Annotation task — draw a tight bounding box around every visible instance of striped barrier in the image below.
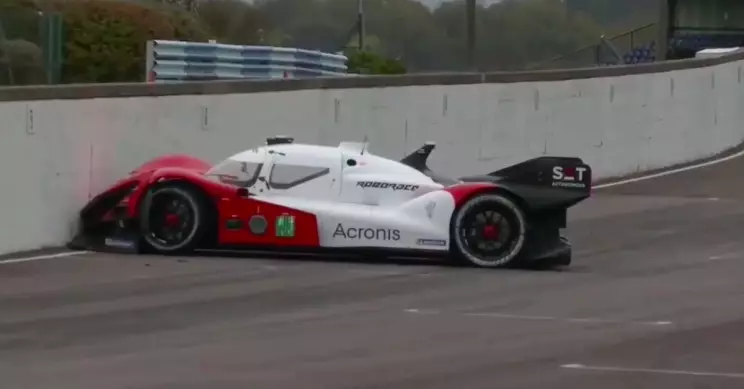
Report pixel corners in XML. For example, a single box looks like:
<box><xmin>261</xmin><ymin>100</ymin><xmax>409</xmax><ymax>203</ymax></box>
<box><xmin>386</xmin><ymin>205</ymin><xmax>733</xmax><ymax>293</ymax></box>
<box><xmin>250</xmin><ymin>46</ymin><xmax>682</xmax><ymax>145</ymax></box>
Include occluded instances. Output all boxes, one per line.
<box><xmin>145</xmin><ymin>40</ymin><xmax>348</xmax><ymax>83</ymax></box>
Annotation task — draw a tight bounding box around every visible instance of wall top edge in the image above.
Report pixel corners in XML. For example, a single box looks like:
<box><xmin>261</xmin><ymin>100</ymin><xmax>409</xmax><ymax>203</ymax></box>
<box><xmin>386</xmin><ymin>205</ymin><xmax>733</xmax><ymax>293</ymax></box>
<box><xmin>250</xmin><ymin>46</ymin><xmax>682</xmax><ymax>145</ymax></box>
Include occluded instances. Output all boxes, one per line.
<box><xmin>1</xmin><ymin>51</ymin><xmax>742</xmax><ymax>102</ymax></box>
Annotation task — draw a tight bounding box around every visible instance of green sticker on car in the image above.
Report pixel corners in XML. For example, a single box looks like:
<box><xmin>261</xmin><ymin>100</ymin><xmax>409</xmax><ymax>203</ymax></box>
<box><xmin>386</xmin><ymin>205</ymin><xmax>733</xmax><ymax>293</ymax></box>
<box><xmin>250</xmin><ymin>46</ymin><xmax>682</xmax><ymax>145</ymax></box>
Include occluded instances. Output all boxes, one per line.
<box><xmin>275</xmin><ymin>214</ymin><xmax>295</xmax><ymax>237</ymax></box>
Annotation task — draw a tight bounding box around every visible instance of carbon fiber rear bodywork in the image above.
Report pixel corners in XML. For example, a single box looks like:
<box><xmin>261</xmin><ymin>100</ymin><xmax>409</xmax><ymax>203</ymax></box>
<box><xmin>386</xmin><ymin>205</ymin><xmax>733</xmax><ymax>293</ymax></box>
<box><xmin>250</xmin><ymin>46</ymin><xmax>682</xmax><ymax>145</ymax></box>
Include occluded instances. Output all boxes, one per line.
<box><xmin>401</xmin><ymin>144</ymin><xmax>590</xmax><ymax>268</ymax></box>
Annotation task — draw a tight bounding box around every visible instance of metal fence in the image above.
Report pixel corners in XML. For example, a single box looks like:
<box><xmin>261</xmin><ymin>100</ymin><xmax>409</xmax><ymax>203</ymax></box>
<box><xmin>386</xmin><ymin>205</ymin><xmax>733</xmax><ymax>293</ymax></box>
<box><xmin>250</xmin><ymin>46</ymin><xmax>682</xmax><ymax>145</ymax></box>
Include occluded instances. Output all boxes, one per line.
<box><xmin>0</xmin><ymin>10</ymin><xmax>62</xmax><ymax>86</ymax></box>
<box><xmin>527</xmin><ymin>23</ymin><xmax>659</xmax><ymax>70</ymax></box>
<box><xmin>145</xmin><ymin>40</ymin><xmax>349</xmax><ymax>83</ymax></box>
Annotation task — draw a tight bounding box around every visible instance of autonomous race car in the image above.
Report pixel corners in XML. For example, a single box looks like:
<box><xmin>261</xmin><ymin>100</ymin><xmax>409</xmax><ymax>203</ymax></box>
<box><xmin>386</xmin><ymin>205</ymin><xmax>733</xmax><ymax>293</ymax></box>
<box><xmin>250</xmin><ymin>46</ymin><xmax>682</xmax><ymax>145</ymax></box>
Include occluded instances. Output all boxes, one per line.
<box><xmin>68</xmin><ymin>137</ymin><xmax>592</xmax><ymax>268</ymax></box>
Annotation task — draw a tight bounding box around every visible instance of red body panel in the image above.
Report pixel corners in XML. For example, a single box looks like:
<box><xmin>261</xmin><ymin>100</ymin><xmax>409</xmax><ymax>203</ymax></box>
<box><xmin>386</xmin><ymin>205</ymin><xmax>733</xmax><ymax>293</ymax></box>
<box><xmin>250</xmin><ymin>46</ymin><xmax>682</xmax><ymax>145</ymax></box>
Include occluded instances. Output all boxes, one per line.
<box><xmin>442</xmin><ymin>182</ymin><xmax>500</xmax><ymax>208</ymax></box>
<box><xmin>98</xmin><ymin>168</ymin><xmax>237</xmax><ymax>220</ymax></box>
<box><xmin>94</xmin><ymin>163</ymin><xmax>321</xmax><ymax>248</ymax></box>
<box><xmin>216</xmin><ymin>196</ymin><xmax>320</xmax><ymax>247</ymax></box>
<box><xmin>124</xmin><ymin>168</ymin><xmax>239</xmax><ymax>218</ymax></box>
<box><xmin>130</xmin><ymin>154</ymin><xmax>211</xmax><ymax>175</ymax></box>
<box><xmin>103</xmin><ymin>155</ymin><xmax>215</xmax><ymax>220</ymax></box>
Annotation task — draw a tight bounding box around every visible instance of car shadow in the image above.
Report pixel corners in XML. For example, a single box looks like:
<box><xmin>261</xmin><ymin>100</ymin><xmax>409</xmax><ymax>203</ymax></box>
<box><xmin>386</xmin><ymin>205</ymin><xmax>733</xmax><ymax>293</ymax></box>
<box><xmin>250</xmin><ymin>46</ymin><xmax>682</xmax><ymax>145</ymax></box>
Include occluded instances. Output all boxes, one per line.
<box><xmin>183</xmin><ymin>249</ymin><xmax>568</xmax><ymax>273</ymax></box>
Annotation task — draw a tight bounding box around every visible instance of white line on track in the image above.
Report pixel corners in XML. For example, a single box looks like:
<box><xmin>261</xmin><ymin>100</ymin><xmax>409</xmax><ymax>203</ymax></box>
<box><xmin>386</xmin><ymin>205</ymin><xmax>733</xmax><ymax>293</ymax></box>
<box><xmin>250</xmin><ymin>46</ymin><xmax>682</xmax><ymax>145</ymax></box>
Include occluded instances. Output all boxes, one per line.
<box><xmin>708</xmin><ymin>251</ymin><xmax>744</xmax><ymax>261</ymax></box>
<box><xmin>0</xmin><ymin>251</ymin><xmax>89</xmax><ymax>264</ymax></box>
<box><xmin>593</xmin><ymin>149</ymin><xmax>744</xmax><ymax>189</ymax></box>
<box><xmin>3</xmin><ymin>148</ymin><xmax>744</xmax><ymax>264</ymax></box>
<box><xmin>403</xmin><ymin>309</ymin><xmax>673</xmax><ymax>326</ymax></box>
<box><xmin>561</xmin><ymin>363</ymin><xmax>744</xmax><ymax>378</ymax></box>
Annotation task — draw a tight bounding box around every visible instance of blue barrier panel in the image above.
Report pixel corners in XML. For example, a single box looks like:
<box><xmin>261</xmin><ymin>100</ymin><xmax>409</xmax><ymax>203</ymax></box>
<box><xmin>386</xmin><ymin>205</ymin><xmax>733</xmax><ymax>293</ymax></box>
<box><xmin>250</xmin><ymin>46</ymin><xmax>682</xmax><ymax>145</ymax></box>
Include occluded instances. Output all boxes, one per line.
<box><xmin>145</xmin><ymin>40</ymin><xmax>348</xmax><ymax>83</ymax></box>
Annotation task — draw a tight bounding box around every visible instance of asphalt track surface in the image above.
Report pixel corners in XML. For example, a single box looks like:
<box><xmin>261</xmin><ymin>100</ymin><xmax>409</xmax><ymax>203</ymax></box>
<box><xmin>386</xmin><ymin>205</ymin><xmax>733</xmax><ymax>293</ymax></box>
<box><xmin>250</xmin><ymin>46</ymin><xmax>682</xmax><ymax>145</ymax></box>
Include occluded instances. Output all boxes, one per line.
<box><xmin>4</xmin><ymin>158</ymin><xmax>744</xmax><ymax>389</ymax></box>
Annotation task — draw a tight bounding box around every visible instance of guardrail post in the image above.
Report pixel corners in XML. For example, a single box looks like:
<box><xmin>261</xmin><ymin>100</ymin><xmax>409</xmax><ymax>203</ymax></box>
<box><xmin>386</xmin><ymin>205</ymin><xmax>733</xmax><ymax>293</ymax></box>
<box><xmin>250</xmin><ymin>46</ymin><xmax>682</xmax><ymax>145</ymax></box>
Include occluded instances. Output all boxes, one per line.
<box><xmin>145</xmin><ymin>40</ymin><xmax>155</xmax><ymax>82</ymax></box>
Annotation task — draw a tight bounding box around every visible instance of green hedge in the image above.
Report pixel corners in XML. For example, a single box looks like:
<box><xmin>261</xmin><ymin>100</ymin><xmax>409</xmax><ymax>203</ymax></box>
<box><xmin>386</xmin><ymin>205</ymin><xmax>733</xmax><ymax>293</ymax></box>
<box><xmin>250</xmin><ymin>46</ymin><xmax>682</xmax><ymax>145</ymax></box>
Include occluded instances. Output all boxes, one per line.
<box><xmin>1</xmin><ymin>0</ymin><xmax>211</xmax><ymax>83</ymax></box>
<box><xmin>346</xmin><ymin>50</ymin><xmax>406</xmax><ymax>75</ymax></box>
<box><xmin>45</xmin><ymin>0</ymin><xmax>210</xmax><ymax>83</ymax></box>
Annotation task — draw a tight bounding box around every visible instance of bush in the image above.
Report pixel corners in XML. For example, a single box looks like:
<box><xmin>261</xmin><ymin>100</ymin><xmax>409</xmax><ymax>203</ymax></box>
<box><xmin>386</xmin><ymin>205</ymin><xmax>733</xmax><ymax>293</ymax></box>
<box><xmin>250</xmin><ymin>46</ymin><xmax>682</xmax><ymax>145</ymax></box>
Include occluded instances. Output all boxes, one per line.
<box><xmin>0</xmin><ymin>4</ymin><xmax>43</xmax><ymax>44</ymax></box>
<box><xmin>0</xmin><ymin>39</ymin><xmax>46</xmax><ymax>85</ymax></box>
<box><xmin>41</xmin><ymin>0</ymin><xmax>211</xmax><ymax>83</ymax></box>
<box><xmin>0</xmin><ymin>0</ymin><xmax>37</xmax><ymax>10</ymax></box>
<box><xmin>5</xmin><ymin>39</ymin><xmax>46</xmax><ymax>84</ymax></box>
<box><xmin>346</xmin><ymin>50</ymin><xmax>406</xmax><ymax>75</ymax></box>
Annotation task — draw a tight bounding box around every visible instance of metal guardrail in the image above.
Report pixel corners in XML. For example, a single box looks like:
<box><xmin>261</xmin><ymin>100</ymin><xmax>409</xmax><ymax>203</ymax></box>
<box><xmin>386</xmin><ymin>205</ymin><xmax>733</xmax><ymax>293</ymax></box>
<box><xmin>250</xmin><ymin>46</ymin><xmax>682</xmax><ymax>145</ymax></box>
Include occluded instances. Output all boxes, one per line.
<box><xmin>145</xmin><ymin>40</ymin><xmax>348</xmax><ymax>83</ymax></box>
<box><xmin>527</xmin><ymin>23</ymin><xmax>658</xmax><ymax>70</ymax></box>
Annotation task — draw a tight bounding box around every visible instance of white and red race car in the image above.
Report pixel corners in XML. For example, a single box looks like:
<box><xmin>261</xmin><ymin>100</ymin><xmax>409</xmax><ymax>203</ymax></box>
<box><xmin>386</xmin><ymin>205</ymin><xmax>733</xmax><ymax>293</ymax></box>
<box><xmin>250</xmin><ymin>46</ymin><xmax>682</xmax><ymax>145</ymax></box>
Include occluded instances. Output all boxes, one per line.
<box><xmin>69</xmin><ymin>136</ymin><xmax>592</xmax><ymax>268</ymax></box>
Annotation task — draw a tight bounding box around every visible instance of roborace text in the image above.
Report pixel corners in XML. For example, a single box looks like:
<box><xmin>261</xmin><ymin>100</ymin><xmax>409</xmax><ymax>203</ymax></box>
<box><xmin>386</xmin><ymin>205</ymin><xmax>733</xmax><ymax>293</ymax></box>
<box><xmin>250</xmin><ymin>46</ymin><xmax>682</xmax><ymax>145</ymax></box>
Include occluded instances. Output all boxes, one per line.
<box><xmin>333</xmin><ymin>223</ymin><xmax>401</xmax><ymax>241</ymax></box>
<box><xmin>357</xmin><ymin>181</ymin><xmax>419</xmax><ymax>191</ymax></box>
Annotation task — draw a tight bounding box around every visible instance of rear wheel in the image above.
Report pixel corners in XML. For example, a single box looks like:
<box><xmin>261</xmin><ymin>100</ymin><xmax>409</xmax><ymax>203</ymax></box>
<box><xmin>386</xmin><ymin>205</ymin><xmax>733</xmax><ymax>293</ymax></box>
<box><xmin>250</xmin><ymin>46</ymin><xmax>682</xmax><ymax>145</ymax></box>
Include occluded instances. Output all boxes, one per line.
<box><xmin>139</xmin><ymin>184</ymin><xmax>208</xmax><ymax>254</ymax></box>
<box><xmin>450</xmin><ymin>192</ymin><xmax>526</xmax><ymax>268</ymax></box>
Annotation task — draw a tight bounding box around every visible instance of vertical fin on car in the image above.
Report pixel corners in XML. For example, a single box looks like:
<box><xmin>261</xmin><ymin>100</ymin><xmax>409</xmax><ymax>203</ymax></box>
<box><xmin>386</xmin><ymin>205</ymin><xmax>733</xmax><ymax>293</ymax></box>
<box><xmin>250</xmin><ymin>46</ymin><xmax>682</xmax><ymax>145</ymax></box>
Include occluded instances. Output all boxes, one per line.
<box><xmin>399</xmin><ymin>142</ymin><xmax>459</xmax><ymax>186</ymax></box>
<box><xmin>400</xmin><ymin>142</ymin><xmax>436</xmax><ymax>171</ymax></box>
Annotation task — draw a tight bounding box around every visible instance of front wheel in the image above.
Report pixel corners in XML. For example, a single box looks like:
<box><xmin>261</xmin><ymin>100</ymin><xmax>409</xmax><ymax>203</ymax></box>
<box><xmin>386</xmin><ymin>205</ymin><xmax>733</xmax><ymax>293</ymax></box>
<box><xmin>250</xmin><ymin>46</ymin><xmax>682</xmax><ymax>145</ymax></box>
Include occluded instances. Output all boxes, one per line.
<box><xmin>139</xmin><ymin>184</ymin><xmax>208</xmax><ymax>254</ymax></box>
<box><xmin>450</xmin><ymin>192</ymin><xmax>527</xmax><ymax>268</ymax></box>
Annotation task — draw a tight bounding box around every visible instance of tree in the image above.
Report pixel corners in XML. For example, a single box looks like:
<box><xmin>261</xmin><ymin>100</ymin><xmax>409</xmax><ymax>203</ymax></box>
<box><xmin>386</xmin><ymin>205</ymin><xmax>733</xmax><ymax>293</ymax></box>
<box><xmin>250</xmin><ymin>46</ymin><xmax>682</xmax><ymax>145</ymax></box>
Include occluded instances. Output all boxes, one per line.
<box><xmin>0</xmin><ymin>2</ymin><xmax>46</xmax><ymax>85</ymax></box>
<box><xmin>248</xmin><ymin>0</ymin><xmax>604</xmax><ymax>72</ymax></box>
<box><xmin>253</xmin><ymin>0</ymin><xmax>350</xmax><ymax>51</ymax></box>
<box><xmin>0</xmin><ymin>39</ymin><xmax>46</xmax><ymax>85</ymax></box>
<box><xmin>430</xmin><ymin>0</ymin><xmax>603</xmax><ymax>70</ymax></box>
<box><xmin>473</xmin><ymin>0</ymin><xmax>601</xmax><ymax>70</ymax></box>
<box><xmin>355</xmin><ymin>0</ymin><xmax>459</xmax><ymax>71</ymax></box>
<box><xmin>566</xmin><ymin>0</ymin><xmax>658</xmax><ymax>31</ymax></box>
<box><xmin>251</xmin><ymin>0</ymin><xmax>460</xmax><ymax>71</ymax></box>
<box><xmin>0</xmin><ymin>0</ymin><xmax>650</xmax><ymax>83</ymax></box>
<box><xmin>194</xmin><ymin>0</ymin><xmax>271</xmax><ymax>44</ymax></box>
<box><xmin>43</xmin><ymin>0</ymin><xmax>210</xmax><ymax>83</ymax></box>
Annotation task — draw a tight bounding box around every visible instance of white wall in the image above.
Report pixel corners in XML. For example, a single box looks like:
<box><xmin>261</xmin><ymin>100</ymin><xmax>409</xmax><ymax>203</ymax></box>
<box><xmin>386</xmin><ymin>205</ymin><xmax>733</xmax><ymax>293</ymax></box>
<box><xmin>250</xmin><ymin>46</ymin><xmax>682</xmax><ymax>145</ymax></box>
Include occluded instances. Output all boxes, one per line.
<box><xmin>1</xmin><ymin>59</ymin><xmax>743</xmax><ymax>255</ymax></box>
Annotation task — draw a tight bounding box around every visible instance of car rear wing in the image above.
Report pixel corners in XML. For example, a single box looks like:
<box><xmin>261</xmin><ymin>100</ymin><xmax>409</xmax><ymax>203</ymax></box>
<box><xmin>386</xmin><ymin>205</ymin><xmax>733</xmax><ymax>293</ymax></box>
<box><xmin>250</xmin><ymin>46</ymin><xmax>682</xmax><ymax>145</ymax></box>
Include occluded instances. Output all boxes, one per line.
<box><xmin>483</xmin><ymin>156</ymin><xmax>592</xmax><ymax>192</ymax></box>
<box><xmin>460</xmin><ymin>156</ymin><xmax>592</xmax><ymax>211</ymax></box>
<box><xmin>400</xmin><ymin>143</ymin><xmax>592</xmax><ymax>193</ymax></box>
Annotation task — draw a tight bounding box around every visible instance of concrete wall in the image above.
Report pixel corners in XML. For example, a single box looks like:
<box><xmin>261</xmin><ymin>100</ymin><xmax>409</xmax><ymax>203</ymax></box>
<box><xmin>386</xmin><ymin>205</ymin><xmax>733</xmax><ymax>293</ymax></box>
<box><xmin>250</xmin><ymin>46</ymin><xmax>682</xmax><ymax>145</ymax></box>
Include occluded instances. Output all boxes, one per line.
<box><xmin>1</xmin><ymin>54</ymin><xmax>744</xmax><ymax>255</ymax></box>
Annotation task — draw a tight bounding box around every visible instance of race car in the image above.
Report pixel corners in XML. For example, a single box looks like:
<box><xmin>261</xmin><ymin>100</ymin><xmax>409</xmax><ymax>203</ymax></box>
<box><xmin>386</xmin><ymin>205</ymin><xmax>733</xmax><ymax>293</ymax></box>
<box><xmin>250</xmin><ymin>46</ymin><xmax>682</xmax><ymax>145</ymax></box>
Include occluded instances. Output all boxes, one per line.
<box><xmin>68</xmin><ymin>136</ymin><xmax>592</xmax><ymax>268</ymax></box>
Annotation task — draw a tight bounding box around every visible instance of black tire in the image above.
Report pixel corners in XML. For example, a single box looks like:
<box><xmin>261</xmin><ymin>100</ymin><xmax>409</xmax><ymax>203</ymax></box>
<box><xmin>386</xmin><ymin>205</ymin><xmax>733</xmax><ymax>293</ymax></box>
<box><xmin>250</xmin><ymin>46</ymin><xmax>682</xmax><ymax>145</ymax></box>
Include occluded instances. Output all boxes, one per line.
<box><xmin>450</xmin><ymin>192</ymin><xmax>527</xmax><ymax>268</ymax></box>
<box><xmin>139</xmin><ymin>183</ymin><xmax>208</xmax><ymax>254</ymax></box>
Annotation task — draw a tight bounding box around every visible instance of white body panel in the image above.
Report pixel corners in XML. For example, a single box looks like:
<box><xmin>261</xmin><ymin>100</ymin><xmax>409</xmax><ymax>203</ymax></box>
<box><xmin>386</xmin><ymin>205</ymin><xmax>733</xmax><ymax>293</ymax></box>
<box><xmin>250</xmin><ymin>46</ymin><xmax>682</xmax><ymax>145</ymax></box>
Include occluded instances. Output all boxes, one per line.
<box><xmin>206</xmin><ymin>141</ymin><xmax>457</xmax><ymax>251</ymax></box>
<box><xmin>258</xmin><ymin>191</ymin><xmax>455</xmax><ymax>250</ymax></box>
